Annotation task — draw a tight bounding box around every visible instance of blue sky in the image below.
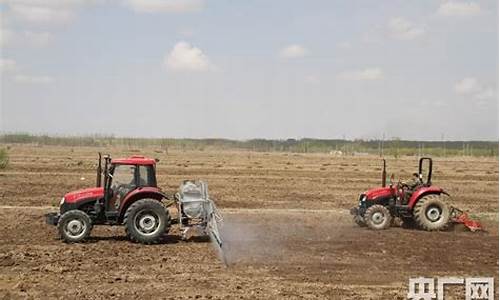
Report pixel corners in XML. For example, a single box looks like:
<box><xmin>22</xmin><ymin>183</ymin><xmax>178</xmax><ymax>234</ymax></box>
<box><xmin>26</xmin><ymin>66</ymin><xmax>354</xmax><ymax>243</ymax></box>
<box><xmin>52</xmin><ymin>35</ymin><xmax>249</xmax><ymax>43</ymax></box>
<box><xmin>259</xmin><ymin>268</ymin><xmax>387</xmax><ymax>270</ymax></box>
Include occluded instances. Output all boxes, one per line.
<box><xmin>0</xmin><ymin>0</ymin><xmax>498</xmax><ymax>140</ymax></box>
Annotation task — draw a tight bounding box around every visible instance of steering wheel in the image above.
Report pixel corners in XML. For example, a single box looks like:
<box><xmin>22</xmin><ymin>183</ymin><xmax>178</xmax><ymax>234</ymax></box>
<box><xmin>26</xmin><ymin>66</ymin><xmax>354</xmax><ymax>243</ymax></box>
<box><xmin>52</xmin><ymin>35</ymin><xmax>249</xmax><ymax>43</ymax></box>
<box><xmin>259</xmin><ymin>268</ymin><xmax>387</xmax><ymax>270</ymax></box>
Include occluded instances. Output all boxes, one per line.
<box><xmin>399</xmin><ymin>181</ymin><xmax>409</xmax><ymax>189</ymax></box>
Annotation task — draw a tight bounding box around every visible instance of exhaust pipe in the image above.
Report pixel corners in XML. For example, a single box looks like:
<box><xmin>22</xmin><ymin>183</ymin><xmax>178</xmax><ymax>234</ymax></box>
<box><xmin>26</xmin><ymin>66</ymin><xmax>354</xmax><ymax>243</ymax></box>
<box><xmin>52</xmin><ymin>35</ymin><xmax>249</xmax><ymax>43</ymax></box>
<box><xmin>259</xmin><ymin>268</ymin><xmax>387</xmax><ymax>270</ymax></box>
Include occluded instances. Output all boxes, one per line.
<box><xmin>382</xmin><ymin>159</ymin><xmax>386</xmax><ymax>187</ymax></box>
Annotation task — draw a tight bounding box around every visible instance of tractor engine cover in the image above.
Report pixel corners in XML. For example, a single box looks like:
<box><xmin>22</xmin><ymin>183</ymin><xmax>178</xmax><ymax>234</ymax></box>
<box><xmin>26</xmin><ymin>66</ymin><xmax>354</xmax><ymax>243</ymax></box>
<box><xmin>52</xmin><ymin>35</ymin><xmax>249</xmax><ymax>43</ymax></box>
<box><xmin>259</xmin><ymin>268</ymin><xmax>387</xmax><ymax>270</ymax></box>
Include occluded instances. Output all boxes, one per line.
<box><xmin>179</xmin><ymin>180</ymin><xmax>210</xmax><ymax>219</ymax></box>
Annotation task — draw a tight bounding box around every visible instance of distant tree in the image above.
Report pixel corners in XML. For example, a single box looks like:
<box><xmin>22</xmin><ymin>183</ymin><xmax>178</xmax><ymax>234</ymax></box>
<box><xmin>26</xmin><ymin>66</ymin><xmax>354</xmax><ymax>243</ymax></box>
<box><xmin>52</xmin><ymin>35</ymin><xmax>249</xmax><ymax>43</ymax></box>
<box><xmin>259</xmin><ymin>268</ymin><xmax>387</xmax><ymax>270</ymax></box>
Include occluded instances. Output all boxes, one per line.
<box><xmin>0</xmin><ymin>149</ymin><xmax>9</xmax><ymax>169</ymax></box>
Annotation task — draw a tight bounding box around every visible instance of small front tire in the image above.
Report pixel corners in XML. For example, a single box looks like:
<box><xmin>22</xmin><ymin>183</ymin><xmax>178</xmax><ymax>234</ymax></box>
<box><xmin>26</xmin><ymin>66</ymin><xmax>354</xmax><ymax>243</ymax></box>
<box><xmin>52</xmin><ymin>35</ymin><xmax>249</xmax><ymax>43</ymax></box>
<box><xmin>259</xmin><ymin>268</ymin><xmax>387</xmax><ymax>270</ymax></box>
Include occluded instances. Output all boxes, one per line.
<box><xmin>364</xmin><ymin>205</ymin><xmax>392</xmax><ymax>230</ymax></box>
<box><xmin>57</xmin><ymin>210</ymin><xmax>93</xmax><ymax>243</ymax></box>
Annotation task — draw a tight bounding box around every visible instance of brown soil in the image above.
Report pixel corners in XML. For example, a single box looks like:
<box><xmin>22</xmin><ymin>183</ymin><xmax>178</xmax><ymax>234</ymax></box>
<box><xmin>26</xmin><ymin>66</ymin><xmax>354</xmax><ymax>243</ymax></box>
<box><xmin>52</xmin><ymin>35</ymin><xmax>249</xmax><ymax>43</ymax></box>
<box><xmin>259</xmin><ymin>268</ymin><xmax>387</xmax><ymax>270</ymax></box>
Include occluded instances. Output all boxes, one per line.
<box><xmin>0</xmin><ymin>145</ymin><xmax>497</xmax><ymax>299</ymax></box>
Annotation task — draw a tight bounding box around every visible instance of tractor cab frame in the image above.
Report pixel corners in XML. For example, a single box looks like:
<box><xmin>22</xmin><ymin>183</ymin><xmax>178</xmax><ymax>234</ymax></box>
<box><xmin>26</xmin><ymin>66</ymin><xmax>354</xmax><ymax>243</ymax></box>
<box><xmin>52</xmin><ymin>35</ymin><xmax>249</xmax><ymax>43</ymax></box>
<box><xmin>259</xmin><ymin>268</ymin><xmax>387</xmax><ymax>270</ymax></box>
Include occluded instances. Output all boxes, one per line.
<box><xmin>97</xmin><ymin>154</ymin><xmax>164</xmax><ymax>223</ymax></box>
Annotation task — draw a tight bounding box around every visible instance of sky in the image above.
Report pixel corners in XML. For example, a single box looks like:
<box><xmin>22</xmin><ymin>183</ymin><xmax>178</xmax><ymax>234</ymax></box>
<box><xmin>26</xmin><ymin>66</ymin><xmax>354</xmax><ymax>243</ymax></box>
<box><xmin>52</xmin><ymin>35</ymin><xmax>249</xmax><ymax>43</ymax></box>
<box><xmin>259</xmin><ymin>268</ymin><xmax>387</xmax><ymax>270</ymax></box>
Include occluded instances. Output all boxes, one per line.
<box><xmin>0</xmin><ymin>0</ymin><xmax>498</xmax><ymax>141</ymax></box>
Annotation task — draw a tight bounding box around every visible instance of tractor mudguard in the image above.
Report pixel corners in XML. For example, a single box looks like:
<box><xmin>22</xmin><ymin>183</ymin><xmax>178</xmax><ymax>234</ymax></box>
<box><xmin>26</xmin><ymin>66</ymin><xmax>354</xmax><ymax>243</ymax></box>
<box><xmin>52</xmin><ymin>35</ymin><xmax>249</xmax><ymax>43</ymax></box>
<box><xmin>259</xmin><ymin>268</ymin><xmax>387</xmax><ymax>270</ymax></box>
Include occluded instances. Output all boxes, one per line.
<box><xmin>407</xmin><ymin>186</ymin><xmax>444</xmax><ymax>208</ymax></box>
<box><xmin>119</xmin><ymin>187</ymin><xmax>171</xmax><ymax>219</ymax></box>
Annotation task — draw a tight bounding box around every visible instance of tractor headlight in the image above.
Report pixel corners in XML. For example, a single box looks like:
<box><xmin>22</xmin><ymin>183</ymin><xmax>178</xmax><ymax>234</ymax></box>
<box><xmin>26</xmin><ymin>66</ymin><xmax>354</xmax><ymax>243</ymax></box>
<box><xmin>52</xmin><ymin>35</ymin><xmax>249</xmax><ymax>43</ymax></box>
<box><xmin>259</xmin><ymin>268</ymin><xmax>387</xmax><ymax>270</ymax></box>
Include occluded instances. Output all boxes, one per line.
<box><xmin>358</xmin><ymin>194</ymin><xmax>366</xmax><ymax>206</ymax></box>
<box><xmin>59</xmin><ymin>197</ymin><xmax>65</xmax><ymax>206</ymax></box>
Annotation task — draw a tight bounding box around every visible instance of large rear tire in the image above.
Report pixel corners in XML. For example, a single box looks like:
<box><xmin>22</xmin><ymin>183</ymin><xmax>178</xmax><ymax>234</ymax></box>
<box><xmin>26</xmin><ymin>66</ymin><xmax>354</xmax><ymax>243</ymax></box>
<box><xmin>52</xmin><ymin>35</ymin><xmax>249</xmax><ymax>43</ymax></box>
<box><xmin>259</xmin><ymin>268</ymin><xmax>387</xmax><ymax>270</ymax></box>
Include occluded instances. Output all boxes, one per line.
<box><xmin>364</xmin><ymin>205</ymin><xmax>392</xmax><ymax>230</ymax></box>
<box><xmin>124</xmin><ymin>199</ymin><xmax>171</xmax><ymax>244</ymax></box>
<box><xmin>413</xmin><ymin>194</ymin><xmax>450</xmax><ymax>231</ymax></box>
<box><xmin>57</xmin><ymin>210</ymin><xmax>93</xmax><ymax>243</ymax></box>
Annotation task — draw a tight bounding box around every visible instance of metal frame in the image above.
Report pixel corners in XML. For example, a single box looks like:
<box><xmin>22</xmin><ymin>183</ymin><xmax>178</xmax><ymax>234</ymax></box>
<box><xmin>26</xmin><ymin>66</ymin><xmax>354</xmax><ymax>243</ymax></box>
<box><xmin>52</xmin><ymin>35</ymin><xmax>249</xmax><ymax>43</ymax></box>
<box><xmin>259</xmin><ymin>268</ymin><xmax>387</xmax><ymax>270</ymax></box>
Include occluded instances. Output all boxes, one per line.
<box><xmin>175</xmin><ymin>180</ymin><xmax>223</xmax><ymax>241</ymax></box>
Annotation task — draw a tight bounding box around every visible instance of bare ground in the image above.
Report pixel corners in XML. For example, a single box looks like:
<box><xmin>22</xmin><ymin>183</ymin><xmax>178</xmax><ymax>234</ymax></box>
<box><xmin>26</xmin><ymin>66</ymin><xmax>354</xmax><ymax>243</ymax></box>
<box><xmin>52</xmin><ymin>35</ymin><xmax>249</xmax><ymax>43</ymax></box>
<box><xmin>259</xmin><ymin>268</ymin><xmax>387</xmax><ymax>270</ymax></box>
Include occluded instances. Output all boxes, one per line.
<box><xmin>0</xmin><ymin>145</ymin><xmax>498</xmax><ymax>299</ymax></box>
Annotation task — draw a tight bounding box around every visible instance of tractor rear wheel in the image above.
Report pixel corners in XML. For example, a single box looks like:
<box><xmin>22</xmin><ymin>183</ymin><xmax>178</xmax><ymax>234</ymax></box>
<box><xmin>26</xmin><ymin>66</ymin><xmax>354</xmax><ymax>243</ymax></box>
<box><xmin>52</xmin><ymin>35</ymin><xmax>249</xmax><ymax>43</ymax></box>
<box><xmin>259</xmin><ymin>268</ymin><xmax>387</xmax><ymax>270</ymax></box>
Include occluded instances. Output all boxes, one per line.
<box><xmin>413</xmin><ymin>194</ymin><xmax>450</xmax><ymax>231</ymax></box>
<box><xmin>57</xmin><ymin>210</ymin><xmax>93</xmax><ymax>243</ymax></box>
<box><xmin>364</xmin><ymin>205</ymin><xmax>392</xmax><ymax>230</ymax></box>
<box><xmin>124</xmin><ymin>199</ymin><xmax>170</xmax><ymax>244</ymax></box>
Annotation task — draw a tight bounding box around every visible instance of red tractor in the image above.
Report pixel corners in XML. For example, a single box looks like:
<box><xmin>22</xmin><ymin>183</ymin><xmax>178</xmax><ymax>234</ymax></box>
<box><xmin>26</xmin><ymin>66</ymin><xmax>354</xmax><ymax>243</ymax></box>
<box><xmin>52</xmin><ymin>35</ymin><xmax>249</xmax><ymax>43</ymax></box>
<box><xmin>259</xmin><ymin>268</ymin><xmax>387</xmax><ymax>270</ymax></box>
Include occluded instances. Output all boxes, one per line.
<box><xmin>350</xmin><ymin>157</ymin><xmax>478</xmax><ymax>231</ymax></box>
<box><xmin>46</xmin><ymin>154</ymin><xmax>223</xmax><ymax>245</ymax></box>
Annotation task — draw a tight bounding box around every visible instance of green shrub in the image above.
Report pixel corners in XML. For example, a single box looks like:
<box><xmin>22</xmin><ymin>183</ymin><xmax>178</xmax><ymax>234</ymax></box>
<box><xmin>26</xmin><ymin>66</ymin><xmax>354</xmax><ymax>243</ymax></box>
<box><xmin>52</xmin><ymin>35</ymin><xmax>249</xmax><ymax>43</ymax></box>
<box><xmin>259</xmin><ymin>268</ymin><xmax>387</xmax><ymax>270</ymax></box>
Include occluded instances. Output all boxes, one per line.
<box><xmin>0</xmin><ymin>149</ymin><xmax>9</xmax><ymax>169</ymax></box>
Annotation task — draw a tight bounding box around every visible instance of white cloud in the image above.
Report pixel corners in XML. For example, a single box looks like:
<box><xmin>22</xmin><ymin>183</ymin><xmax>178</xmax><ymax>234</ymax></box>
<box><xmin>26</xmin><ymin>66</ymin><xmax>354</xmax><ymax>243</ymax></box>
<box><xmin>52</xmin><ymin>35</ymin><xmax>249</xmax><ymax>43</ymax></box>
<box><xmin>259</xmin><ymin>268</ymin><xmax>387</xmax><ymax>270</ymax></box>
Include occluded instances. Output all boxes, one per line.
<box><xmin>454</xmin><ymin>77</ymin><xmax>481</xmax><ymax>94</ymax></box>
<box><xmin>0</xmin><ymin>58</ymin><xmax>17</xmax><ymax>72</ymax></box>
<box><xmin>1</xmin><ymin>0</ymin><xmax>93</xmax><ymax>26</ymax></box>
<box><xmin>0</xmin><ymin>28</ymin><xmax>14</xmax><ymax>47</ymax></box>
<box><xmin>454</xmin><ymin>77</ymin><xmax>496</xmax><ymax>100</ymax></box>
<box><xmin>338</xmin><ymin>68</ymin><xmax>384</xmax><ymax>81</ymax></box>
<box><xmin>126</xmin><ymin>0</ymin><xmax>204</xmax><ymax>13</ymax></box>
<box><xmin>8</xmin><ymin>4</ymin><xmax>76</xmax><ymax>24</ymax></box>
<box><xmin>164</xmin><ymin>41</ymin><xmax>214</xmax><ymax>72</ymax></box>
<box><xmin>280</xmin><ymin>44</ymin><xmax>308</xmax><ymax>59</ymax></box>
<box><xmin>23</xmin><ymin>31</ymin><xmax>53</xmax><ymax>47</ymax></box>
<box><xmin>0</xmin><ymin>28</ymin><xmax>53</xmax><ymax>48</ymax></box>
<box><xmin>2</xmin><ymin>0</ymin><xmax>87</xmax><ymax>7</ymax></box>
<box><xmin>14</xmin><ymin>74</ymin><xmax>54</xmax><ymax>84</ymax></box>
<box><xmin>475</xmin><ymin>88</ymin><xmax>495</xmax><ymax>100</ymax></box>
<box><xmin>388</xmin><ymin>17</ymin><xmax>424</xmax><ymax>40</ymax></box>
<box><xmin>438</xmin><ymin>1</ymin><xmax>481</xmax><ymax>17</ymax></box>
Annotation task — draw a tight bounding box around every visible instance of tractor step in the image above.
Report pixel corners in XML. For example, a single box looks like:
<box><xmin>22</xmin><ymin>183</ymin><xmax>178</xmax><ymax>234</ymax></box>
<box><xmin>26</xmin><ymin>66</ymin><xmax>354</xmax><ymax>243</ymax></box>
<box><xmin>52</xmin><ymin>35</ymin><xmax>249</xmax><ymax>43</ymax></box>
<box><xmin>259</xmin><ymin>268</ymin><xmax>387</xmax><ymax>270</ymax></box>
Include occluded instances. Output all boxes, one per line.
<box><xmin>105</xmin><ymin>211</ymin><xmax>119</xmax><ymax>222</ymax></box>
<box><xmin>394</xmin><ymin>204</ymin><xmax>410</xmax><ymax>214</ymax></box>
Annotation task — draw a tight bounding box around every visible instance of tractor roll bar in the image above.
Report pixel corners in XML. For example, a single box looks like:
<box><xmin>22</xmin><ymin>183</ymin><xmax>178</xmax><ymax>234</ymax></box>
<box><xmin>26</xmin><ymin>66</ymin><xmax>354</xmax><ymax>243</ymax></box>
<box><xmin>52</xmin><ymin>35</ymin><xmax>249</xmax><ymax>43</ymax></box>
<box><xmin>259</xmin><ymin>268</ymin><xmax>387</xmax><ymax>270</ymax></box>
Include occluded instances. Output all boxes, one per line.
<box><xmin>96</xmin><ymin>152</ymin><xmax>102</xmax><ymax>187</ymax></box>
<box><xmin>419</xmin><ymin>157</ymin><xmax>433</xmax><ymax>186</ymax></box>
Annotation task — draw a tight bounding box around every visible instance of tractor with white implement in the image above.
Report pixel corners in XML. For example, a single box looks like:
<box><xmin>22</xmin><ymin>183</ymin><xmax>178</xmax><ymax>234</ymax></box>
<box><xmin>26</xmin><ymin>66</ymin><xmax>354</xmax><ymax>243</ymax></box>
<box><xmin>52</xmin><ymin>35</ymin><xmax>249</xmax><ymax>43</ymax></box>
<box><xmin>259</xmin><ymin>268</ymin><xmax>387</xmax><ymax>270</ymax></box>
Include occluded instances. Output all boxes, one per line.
<box><xmin>45</xmin><ymin>154</ymin><xmax>223</xmax><ymax>249</ymax></box>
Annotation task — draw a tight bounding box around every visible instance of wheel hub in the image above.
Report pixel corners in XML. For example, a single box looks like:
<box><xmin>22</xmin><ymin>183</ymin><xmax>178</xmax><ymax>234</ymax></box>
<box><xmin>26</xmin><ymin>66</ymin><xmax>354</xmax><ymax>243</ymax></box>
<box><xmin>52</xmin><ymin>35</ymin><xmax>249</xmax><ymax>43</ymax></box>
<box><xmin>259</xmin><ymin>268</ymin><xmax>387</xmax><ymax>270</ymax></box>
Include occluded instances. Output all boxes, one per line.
<box><xmin>371</xmin><ymin>212</ymin><xmax>385</xmax><ymax>224</ymax></box>
<box><xmin>135</xmin><ymin>212</ymin><xmax>160</xmax><ymax>235</ymax></box>
<box><xmin>426</xmin><ymin>206</ymin><xmax>441</xmax><ymax>222</ymax></box>
<box><xmin>66</xmin><ymin>220</ymin><xmax>86</xmax><ymax>237</ymax></box>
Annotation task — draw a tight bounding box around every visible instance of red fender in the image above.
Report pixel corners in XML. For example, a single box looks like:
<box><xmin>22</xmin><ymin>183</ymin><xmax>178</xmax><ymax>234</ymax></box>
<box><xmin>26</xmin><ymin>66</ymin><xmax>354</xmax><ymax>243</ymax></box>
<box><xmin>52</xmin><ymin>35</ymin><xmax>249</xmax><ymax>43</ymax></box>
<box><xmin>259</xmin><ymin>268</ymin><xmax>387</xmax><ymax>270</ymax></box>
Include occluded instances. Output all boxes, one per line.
<box><xmin>119</xmin><ymin>187</ymin><xmax>169</xmax><ymax>218</ymax></box>
<box><xmin>407</xmin><ymin>186</ymin><xmax>445</xmax><ymax>208</ymax></box>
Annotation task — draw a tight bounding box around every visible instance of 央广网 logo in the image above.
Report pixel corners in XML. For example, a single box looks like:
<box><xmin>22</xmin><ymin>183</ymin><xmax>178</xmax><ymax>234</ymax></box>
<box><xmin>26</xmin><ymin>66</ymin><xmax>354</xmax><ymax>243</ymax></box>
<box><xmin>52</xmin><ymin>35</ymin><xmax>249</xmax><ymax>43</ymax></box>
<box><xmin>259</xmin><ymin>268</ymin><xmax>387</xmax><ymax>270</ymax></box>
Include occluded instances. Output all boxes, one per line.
<box><xmin>407</xmin><ymin>277</ymin><xmax>494</xmax><ymax>300</ymax></box>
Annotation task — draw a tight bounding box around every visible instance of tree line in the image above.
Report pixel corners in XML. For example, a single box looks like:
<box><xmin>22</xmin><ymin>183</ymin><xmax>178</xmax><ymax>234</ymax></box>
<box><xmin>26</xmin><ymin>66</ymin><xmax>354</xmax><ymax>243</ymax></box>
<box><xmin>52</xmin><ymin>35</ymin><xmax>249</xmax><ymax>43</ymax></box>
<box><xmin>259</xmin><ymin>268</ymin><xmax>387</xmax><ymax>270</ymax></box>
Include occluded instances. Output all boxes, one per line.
<box><xmin>0</xmin><ymin>133</ymin><xmax>497</xmax><ymax>157</ymax></box>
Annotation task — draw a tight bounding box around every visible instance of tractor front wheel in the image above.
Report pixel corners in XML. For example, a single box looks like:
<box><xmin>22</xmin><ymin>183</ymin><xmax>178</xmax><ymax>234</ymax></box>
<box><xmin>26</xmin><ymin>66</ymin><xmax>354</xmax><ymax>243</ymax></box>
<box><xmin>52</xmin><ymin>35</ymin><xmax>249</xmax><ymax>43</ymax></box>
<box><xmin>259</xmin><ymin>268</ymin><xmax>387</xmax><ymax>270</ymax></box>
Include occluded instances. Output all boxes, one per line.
<box><xmin>413</xmin><ymin>194</ymin><xmax>450</xmax><ymax>231</ymax></box>
<box><xmin>124</xmin><ymin>199</ymin><xmax>170</xmax><ymax>244</ymax></box>
<box><xmin>364</xmin><ymin>205</ymin><xmax>392</xmax><ymax>230</ymax></box>
<box><xmin>57</xmin><ymin>210</ymin><xmax>93</xmax><ymax>243</ymax></box>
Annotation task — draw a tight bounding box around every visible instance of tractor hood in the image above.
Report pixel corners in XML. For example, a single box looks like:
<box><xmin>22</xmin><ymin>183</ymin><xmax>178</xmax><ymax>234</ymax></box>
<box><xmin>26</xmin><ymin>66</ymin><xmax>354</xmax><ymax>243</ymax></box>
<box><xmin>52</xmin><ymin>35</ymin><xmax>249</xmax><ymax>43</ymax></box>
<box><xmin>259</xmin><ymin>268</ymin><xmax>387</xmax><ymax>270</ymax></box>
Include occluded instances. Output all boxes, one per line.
<box><xmin>364</xmin><ymin>186</ymin><xmax>393</xmax><ymax>201</ymax></box>
<box><xmin>64</xmin><ymin>187</ymin><xmax>104</xmax><ymax>203</ymax></box>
